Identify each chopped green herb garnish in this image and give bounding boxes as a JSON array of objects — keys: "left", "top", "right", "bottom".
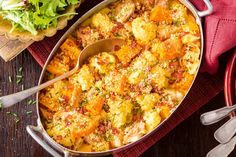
[
  {"left": 21, "top": 85, "right": 24, "bottom": 91},
  {"left": 26, "top": 111, "right": 33, "bottom": 115},
  {"left": 27, "top": 99, "right": 33, "bottom": 105},
  {"left": 8, "top": 76, "right": 12, "bottom": 83},
  {"left": 82, "top": 99, "right": 88, "bottom": 104},
  {"left": 16, "top": 79, "right": 21, "bottom": 84},
  {"left": 0, "top": 101, "right": 3, "bottom": 110},
  {"left": 15, "top": 118, "right": 20, "bottom": 123},
  {"left": 12, "top": 113, "right": 18, "bottom": 117},
  {"left": 32, "top": 100, "right": 37, "bottom": 105},
  {"left": 80, "top": 99, "right": 88, "bottom": 106},
  {"left": 115, "top": 33, "right": 122, "bottom": 37},
  {"left": 102, "top": 104, "right": 109, "bottom": 112},
  {"left": 16, "top": 75, "right": 23, "bottom": 78},
  {"left": 6, "top": 111, "right": 20, "bottom": 123},
  {"left": 19, "top": 67, "right": 23, "bottom": 72}
]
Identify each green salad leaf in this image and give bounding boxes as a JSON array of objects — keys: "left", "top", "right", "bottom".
[{"left": 0, "top": 0, "right": 80, "bottom": 35}]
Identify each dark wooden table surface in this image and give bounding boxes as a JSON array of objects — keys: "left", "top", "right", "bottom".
[{"left": 0, "top": 51, "right": 235, "bottom": 157}]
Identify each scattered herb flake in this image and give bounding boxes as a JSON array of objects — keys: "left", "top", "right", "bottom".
[
  {"left": 0, "top": 101, "right": 2, "bottom": 110},
  {"left": 8, "top": 76, "right": 12, "bottom": 83},
  {"left": 21, "top": 85, "right": 24, "bottom": 91},
  {"left": 6, "top": 112, "right": 20, "bottom": 124},
  {"left": 27, "top": 99, "right": 33, "bottom": 105},
  {"left": 19, "top": 67, "right": 23, "bottom": 72},
  {"left": 15, "top": 118, "right": 20, "bottom": 123},
  {"left": 16, "top": 75, "right": 23, "bottom": 78},
  {"left": 32, "top": 100, "right": 36, "bottom": 105},
  {"left": 26, "top": 111, "right": 33, "bottom": 115},
  {"left": 12, "top": 113, "right": 18, "bottom": 117},
  {"left": 16, "top": 79, "right": 21, "bottom": 84}
]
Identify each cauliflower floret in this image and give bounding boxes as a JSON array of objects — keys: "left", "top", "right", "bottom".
[
  {"left": 47, "top": 111, "right": 91, "bottom": 148},
  {"left": 136, "top": 93, "right": 160, "bottom": 111},
  {"left": 162, "top": 89, "right": 184, "bottom": 106},
  {"left": 132, "top": 17, "right": 157, "bottom": 44},
  {"left": 142, "top": 50, "right": 157, "bottom": 67},
  {"left": 70, "top": 65, "right": 95, "bottom": 91},
  {"left": 104, "top": 71, "right": 127, "bottom": 95},
  {"left": 89, "top": 52, "right": 116, "bottom": 75},
  {"left": 170, "top": 0, "right": 188, "bottom": 25},
  {"left": 47, "top": 122, "right": 75, "bottom": 147},
  {"left": 150, "top": 64, "right": 169, "bottom": 89},
  {"left": 182, "top": 43, "right": 200, "bottom": 74},
  {"left": 183, "top": 52, "right": 200, "bottom": 74},
  {"left": 143, "top": 109, "right": 161, "bottom": 131},
  {"left": 76, "top": 26, "right": 100, "bottom": 47},
  {"left": 92, "top": 12, "right": 114, "bottom": 36},
  {"left": 156, "top": 25, "right": 182, "bottom": 41},
  {"left": 85, "top": 133, "right": 110, "bottom": 151},
  {"left": 123, "top": 121, "right": 146, "bottom": 144},
  {"left": 182, "top": 34, "right": 200, "bottom": 44},
  {"left": 128, "top": 69, "right": 146, "bottom": 84},
  {"left": 108, "top": 98, "right": 133, "bottom": 128},
  {"left": 115, "top": 0, "right": 135, "bottom": 23},
  {"left": 130, "top": 57, "right": 147, "bottom": 70}
]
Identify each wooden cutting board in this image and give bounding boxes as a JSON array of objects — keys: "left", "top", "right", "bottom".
[{"left": 0, "top": 36, "right": 33, "bottom": 62}]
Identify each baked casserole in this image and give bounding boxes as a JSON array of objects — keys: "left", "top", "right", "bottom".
[{"left": 39, "top": 0, "right": 201, "bottom": 152}]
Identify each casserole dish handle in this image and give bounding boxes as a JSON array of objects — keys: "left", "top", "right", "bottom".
[
  {"left": 190, "top": 0, "right": 213, "bottom": 17},
  {"left": 27, "top": 125, "right": 67, "bottom": 157},
  {"left": 224, "top": 50, "right": 236, "bottom": 116}
]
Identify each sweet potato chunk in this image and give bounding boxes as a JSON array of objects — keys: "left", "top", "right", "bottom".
[
  {"left": 85, "top": 96, "right": 104, "bottom": 116},
  {"left": 150, "top": 6, "right": 172, "bottom": 24},
  {"left": 60, "top": 37, "right": 81, "bottom": 65},
  {"left": 46, "top": 53, "right": 70, "bottom": 75},
  {"left": 115, "top": 45, "right": 141, "bottom": 65}
]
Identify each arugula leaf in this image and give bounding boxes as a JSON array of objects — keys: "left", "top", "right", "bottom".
[
  {"left": 0, "top": 0, "right": 80, "bottom": 35},
  {"left": 38, "top": 0, "right": 67, "bottom": 16},
  {"left": 1, "top": 0, "right": 25, "bottom": 10},
  {"left": 0, "top": 10, "right": 37, "bottom": 35},
  {"left": 67, "top": 0, "right": 79, "bottom": 5}
]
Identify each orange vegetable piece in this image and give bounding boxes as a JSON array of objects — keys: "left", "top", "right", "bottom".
[
  {"left": 186, "top": 15, "right": 200, "bottom": 34},
  {"left": 171, "top": 73, "right": 194, "bottom": 92},
  {"left": 150, "top": 6, "right": 172, "bottom": 24},
  {"left": 160, "top": 106, "right": 170, "bottom": 119},
  {"left": 46, "top": 53, "right": 70, "bottom": 75},
  {"left": 70, "top": 84, "right": 83, "bottom": 108},
  {"left": 60, "top": 37, "right": 81, "bottom": 61},
  {"left": 72, "top": 116, "right": 100, "bottom": 137},
  {"left": 39, "top": 93, "right": 59, "bottom": 112},
  {"left": 86, "top": 96, "right": 104, "bottom": 115},
  {"left": 115, "top": 45, "right": 141, "bottom": 66},
  {"left": 159, "top": 37, "right": 183, "bottom": 60}
]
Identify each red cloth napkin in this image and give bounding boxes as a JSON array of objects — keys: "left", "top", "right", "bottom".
[
  {"left": 193, "top": 0, "right": 236, "bottom": 73},
  {"left": 27, "top": 0, "right": 236, "bottom": 156}
]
